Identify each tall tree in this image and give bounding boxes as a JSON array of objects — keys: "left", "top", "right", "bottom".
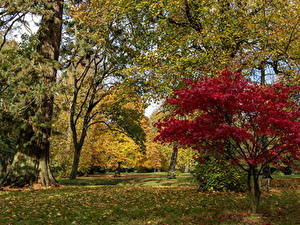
[
  {"left": 34, "top": 0, "right": 63, "bottom": 186},
  {"left": 63, "top": 1, "right": 148, "bottom": 179},
  {"left": 0, "top": 0, "right": 63, "bottom": 187}
]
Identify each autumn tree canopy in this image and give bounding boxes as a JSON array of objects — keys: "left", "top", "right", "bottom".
[{"left": 1, "top": 0, "right": 299, "bottom": 189}]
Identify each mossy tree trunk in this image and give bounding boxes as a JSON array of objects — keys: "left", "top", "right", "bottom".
[
  {"left": 1, "top": 152, "right": 37, "bottom": 187},
  {"left": 33, "top": 0, "right": 63, "bottom": 186},
  {"left": 2, "top": 0, "right": 63, "bottom": 187}
]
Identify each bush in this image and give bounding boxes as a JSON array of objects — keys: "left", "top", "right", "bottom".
[{"left": 191, "top": 157, "right": 247, "bottom": 192}]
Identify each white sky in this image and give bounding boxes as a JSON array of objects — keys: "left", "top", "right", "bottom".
[
  {"left": 144, "top": 101, "right": 161, "bottom": 118},
  {"left": 7, "top": 14, "right": 40, "bottom": 42}
]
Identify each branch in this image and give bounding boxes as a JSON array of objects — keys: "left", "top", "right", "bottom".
[
  {"left": 74, "top": 83, "right": 93, "bottom": 125},
  {"left": 75, "top": 58, "right": 93, "bottom": 90},
  {"left": 0, "top": 12, "right": 26, "bottom": 51},
  {"left": 283, "top": 17, "right": 300, "bottom": 56},
  {"left": 223, "top": 145, "right": 248, "bottom": 172},
  {"left": 183, "top": 0, "right": 202, "bottom": 32}
]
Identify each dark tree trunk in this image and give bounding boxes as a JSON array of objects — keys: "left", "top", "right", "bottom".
[
  {"left": 69, "top": 111, "right": 88, "bottom": 179},
  {"left": 247, "top": 166, "right": 261, "bottom": 213},
  {"left": 168, "top": 142, "right": 178, "bottom": 179},
  {"left": 37, "top": 143, "right": 58, "bottom": 186},
  {"left": 69, "top": 144, "right": 82, "bottom": 180},
  {"left": 260, "top": 66, "right": 266, "bottom": 85},
  {"left": 114, "top": 162, "right": 122, "bottom": 177}
]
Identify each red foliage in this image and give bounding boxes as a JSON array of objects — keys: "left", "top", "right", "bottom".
[{"left": 155, "top": 70, "right": 300, "bottom": 169}]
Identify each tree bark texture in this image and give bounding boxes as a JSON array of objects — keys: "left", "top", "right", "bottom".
[
  {"left": 69, "top": 144, "right": 82, "bottom": 179},
  {"left": 247, "top": 166, "right": 261, "bottom": 213},
  {"left": 168, "top": 142, "right": 178, "bottom": 179},
  {"left": 69, "top": 108, "right": 88, "bottom": 179},
  {"left": 33, "top": 0, "right": 63, "bottom": 186}
]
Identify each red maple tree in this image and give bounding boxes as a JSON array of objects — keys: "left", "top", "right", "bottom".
[{"left": 155, "top": 70, "right": 300, "bottom": 212}]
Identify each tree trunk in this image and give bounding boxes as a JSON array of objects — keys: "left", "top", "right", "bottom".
[
  {"left": 1, "top": 0, "right": 63, "bottom": 187},
  {"left": 114, "top": 162, "right": 122, "bottom": 177},
  {"left": 33, "top": 0, "right": 63, "bottom": 186},
  {"left": 69, "top": 118, "right": 89, "bottom": 179},
  {"left": 69, "top": 144, "right": 82, "bottom": 180},
  {"left": 168, "top": 142, "right": 178, "bottom": 179},
  {"left": 37, "top": 144, "right": 58, "bottom": 186},
  {"left": 259, "top": 63, "right": 266, "bottom": 85},
  {"left": 247, "top": 166, "right": 261, "bottom": 213}
]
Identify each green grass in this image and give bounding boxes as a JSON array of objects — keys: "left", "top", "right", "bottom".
[
  {"left": 59, "top": 172, "right": 195, "bottom": 187},
  {"left": 1, "top": 173, "right": 299, "bottom": 225},
  {"left": 273, "top": 173, "right": 300, "bottom": 179}
]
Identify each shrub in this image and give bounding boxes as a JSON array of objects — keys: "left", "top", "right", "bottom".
[{"left": 191, "top": 157, "right": 247, "bottom": 192}]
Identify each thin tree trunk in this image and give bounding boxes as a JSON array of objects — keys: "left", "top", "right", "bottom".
[
  {"left": 69, "top": 120, "right": 88, "bottom": 179},
  {"left": 260, "top": 66, "right": 266, "bottom": 85},
  {"left": 114, "top": 162, "right": 122, "bottom": 177},
  {"left": 168, "top": 142, "right": 178, "bottom": 179},
  {"left": 247, "top": 166, "right": 261, "bottom": 213}
]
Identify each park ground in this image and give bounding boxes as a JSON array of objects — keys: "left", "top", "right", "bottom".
[{"left": 0, "top": 173, "right": 300, "bottom": 225}]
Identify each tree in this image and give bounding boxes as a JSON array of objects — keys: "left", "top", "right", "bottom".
[
  {"left": 0, "top": 0, "right": 63, "bottom": 187},
  {"left": 148, "top": 108, "right": 195, "bottom": 175},
  {"left": 128, "top": 0, "right": 300, "bottom": 99},
  {"left": 50, "top": 87, "right": 146, "bottom": 177},
  {"left": 62, "top": 1, "right": 149, "bottom": 179},
  {"left": 66, "top": 69, "right": 146, "bottom": 179},
  {"left": 155, "top": 70, "right": 300, "bottom": 212},
  {"left": 78, "top": 88, "right": 146, "bottom": 175},
  {"left": 0, "top": 4, "right": 63, "bottom": 186},
  {"left": 167, "top": 142, "right": 179, "bottom": 178}
]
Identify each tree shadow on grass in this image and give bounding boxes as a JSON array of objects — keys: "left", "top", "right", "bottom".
[
  {"left": 58, "top": 174, "right": 196, "bottom": 187},
  {"left": 259, "top": 190, "right": 300, "bottom": 225},
  {"left": 58, "top": 178, "right": 135, "bottom": 186},
  {"left": 204, "top": 189, "right": 300, "bottom": 225}
]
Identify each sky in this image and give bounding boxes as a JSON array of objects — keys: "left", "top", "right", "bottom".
[
  {"left": 144, "top": 101, "right": 161, "bottom": 118},
  {"left": 7, "top": 14, "right": 40, "bottom": 42}
]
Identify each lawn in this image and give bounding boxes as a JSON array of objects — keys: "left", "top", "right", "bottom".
[{"left": 0, "top": 173, "right": 299, "bottom": 225}]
